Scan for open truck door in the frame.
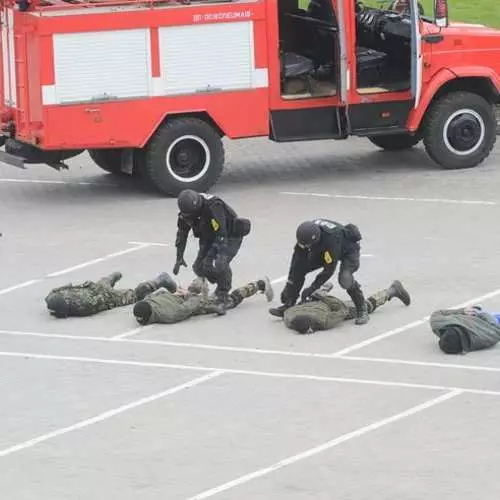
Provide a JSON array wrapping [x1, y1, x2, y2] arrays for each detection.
[[409, 0, 423, 108]]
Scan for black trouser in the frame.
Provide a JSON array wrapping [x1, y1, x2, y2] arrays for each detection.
[[192, 237, 243, 294], [283, 245, 365, 308]]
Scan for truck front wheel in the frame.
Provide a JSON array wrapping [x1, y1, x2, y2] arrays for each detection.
[[144, 118, 224, 196], [422, 92, 496, 170], [368, 133, 421, 151]]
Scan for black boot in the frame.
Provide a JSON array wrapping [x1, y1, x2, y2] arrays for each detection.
[[269, 304, 290, 318], [348, 284, 370, 326], [387, 280, 411, 306], [214, 290, 229, 316], [108, 272, 122, 287], [134, 272, 177, 301]]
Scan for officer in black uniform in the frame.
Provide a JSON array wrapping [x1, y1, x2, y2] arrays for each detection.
[[173, 189, 251, 311], [269, 218, 369, 325]]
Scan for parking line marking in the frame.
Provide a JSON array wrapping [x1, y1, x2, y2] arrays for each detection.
[[341, 355, 500, 373], [127, 241, 170, 247], [332, 286, 500, 356], [0, 280, 42, 296], [0, 243, 151, 295], [186, 390, 463, 499], [280, 191, 498, 206], [47, 244, 150, 278], [0, 351, 499, 396], [112, 325, 154, 340], [332, 318, 429, 357], [3, 330, 500, 375], [0, 371, 222, 458], [0, 178, 118, 187]]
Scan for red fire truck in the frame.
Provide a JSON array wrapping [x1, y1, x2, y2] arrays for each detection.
[[0, 0, 499, 195]]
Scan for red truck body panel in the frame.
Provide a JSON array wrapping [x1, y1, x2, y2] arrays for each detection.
[[1, 0, 500, 150]]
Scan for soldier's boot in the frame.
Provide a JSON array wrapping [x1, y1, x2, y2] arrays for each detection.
[[348, 284, 370, 326], [108, 272, 123, 287], [188, 277, 209, 297], [387, 280, 411, 306], [134, 272, 177, 301], [214, 290, 229, 316], [269, 304, 290, 318], [261, 276, 274, 302], [205, 302, 226, 316]]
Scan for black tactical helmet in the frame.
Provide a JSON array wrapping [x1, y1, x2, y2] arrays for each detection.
[[296, 221, 321, 247], [177, 189, 203, 214]]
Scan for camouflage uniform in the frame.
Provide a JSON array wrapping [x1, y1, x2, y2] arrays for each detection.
[[430, 307, 500, 353], [284, 282, 409, 333], [45, 272, 175, 318], [134, 279, 271, 325]]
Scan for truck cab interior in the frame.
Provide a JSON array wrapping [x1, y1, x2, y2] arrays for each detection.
[[277, 0, 413, 99]]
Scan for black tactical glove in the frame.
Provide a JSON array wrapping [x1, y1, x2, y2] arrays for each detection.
[[301, 286, 316, 302], [173, 257, 187, 275]]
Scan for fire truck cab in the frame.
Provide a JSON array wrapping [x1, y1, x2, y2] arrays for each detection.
[[0, 0, 499, 195]]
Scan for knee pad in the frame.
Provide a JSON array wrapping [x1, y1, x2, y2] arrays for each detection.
[[338, 271, 354, 290]]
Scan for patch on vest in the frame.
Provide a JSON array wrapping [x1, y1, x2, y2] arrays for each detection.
[[210, 218, 220, 232], [324, 251, 333, 264]]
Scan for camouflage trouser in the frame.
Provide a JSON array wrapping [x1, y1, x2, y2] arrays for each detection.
[[227, 281, 260, 309], [344, 289, 389, 320], [95, 277, 136, 306]]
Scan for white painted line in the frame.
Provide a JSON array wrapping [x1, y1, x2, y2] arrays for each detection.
[[3, 329, 500, 375], [0, 371, 222, 458], [0, 178, 118, 187], [111, 325, 154, 340], [332, 318, 429, 357], [0, 329, 334, 359], [1, 351, 499, 396], [280, 191, 497, 206], [0, 279, 41, 296], [333, 286, 500, 356], [127, 241, 170, 247], [0, 243, 152, 296], [47, 244, 150, 278], [342, 355, 500, 373], [187, 390, 463, 499]]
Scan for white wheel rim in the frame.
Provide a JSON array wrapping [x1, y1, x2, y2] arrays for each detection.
[[442, 108, 486, 156], [166, 135, 211, 183]]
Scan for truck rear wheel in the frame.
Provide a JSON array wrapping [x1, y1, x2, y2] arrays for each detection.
[[144, 118, 224, 196], [422, 92, 496, 170], [368, 133, 421, 151]]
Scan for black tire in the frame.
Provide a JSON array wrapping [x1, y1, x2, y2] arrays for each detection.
[[144, 118, 224, 196], [88, 148, 144, 177], [422, 91, 497, 170], [88, 148, 123, 174], [368, 133, 421, 151]]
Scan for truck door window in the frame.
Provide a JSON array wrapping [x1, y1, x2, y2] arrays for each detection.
[[355, 2, 412, 94], [277, 0, 339, 99]]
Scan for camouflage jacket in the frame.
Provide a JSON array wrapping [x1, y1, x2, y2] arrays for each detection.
[[284, 293, 349, 331], [45, 281, 131, 316], [430, 308, 500, 352], [141, 288, 216, 324]]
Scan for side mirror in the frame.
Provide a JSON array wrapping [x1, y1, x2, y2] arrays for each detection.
[[434, 0, 449, 27]]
